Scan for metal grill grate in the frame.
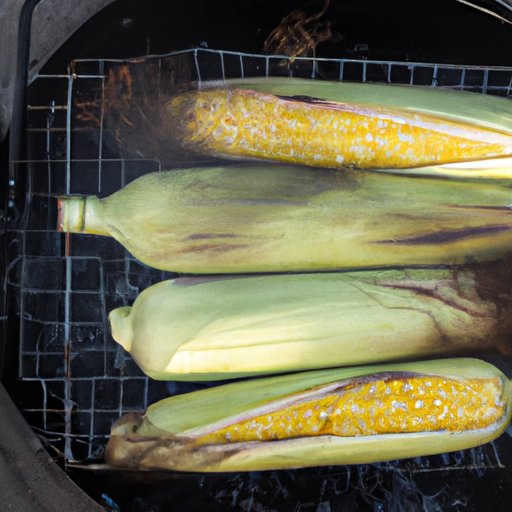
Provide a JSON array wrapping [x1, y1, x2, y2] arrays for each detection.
[[8, 48, 512, 463]]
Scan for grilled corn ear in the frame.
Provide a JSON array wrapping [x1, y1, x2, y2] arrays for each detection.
[[108, 269, 512, 380], [165, 77, 512, 171], [58, 165, 512, 273], [105, 358, 512, 472]]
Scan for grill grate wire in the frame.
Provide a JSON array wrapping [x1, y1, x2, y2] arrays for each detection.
[[7, 48, 512, 463]]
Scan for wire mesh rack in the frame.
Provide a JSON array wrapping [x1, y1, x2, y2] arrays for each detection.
[[7, 48, 512, 464]]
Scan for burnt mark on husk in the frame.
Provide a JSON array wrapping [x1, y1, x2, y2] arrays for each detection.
[[177, 243, 249, 254], [276, 94, 325, 104], [450, 204, 512, 212], [187, 233, 241, 240], [377, 225, 511, 245]]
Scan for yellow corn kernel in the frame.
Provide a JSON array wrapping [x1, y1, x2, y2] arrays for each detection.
[[167, 89, 512, 169], [197, 376, 504, 444]]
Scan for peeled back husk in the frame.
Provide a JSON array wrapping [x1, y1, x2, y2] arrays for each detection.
[[58, 165, 512, 274], [108, 267, 512, 381], [105, 358, 512, 472], [165, 77, 512, 172]]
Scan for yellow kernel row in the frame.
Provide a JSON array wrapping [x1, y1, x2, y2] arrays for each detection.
[[197, 376, 504, 445]]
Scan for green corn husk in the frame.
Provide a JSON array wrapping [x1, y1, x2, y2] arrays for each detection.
[[105, 358, 512, 472], [58, 165, 512, 274], [165, 77, 512, 172], [108, 267, 512, 381]]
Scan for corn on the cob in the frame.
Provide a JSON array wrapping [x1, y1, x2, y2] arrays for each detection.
[[105, 358, 512, 472], [108, 269, 512, 380], [58, 165, 512, 274], [165, 77, 512, 171]]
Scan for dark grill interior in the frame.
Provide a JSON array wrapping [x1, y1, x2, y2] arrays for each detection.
[[3, 0, 512, 509]]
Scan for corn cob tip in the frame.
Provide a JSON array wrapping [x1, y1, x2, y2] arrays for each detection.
[[57, 196, 86, 233], [56, 195, 110, 236], [109, 307, 133, 352]]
